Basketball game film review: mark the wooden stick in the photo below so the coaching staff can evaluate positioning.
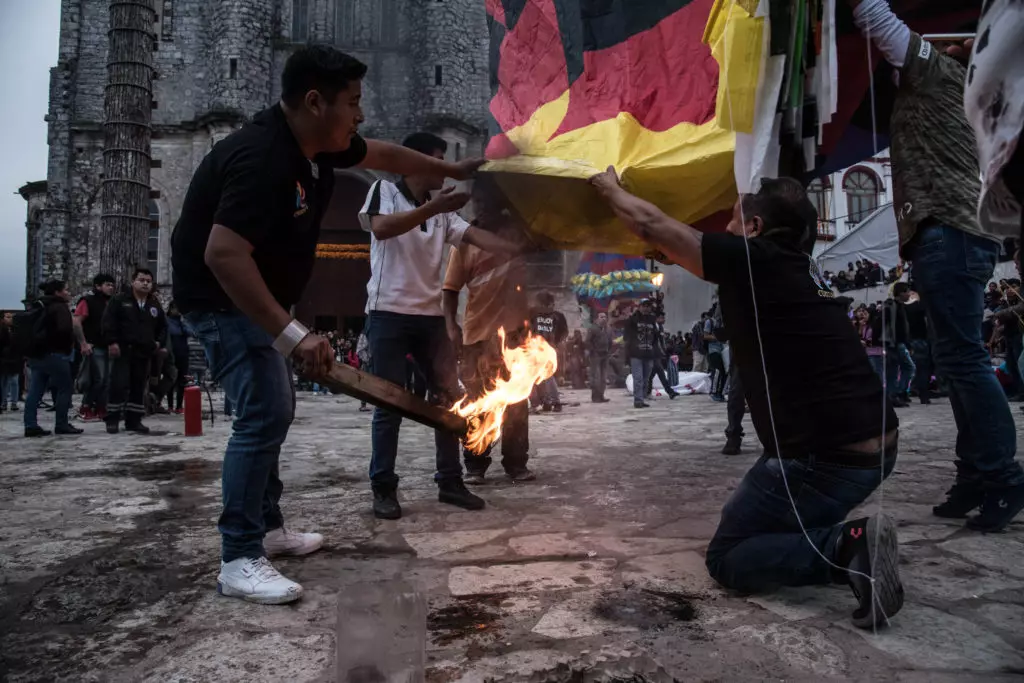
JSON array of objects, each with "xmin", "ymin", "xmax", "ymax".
[{"xmin": 317, "ymin": 363, "xmax": 469, "ymax": 435}]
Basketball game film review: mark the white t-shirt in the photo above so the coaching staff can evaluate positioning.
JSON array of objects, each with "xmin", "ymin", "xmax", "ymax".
[{"xmin": 359, "ymin": 179, "xmax": 470, "ymax": 316}]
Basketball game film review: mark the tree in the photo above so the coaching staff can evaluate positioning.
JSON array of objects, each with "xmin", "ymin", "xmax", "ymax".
[{"xmin": 99, "ymin": 0, "xmax": 156, "ymax": 284}]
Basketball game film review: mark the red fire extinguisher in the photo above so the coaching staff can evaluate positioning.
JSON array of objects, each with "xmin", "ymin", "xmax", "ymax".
[{"xmin": 184, "ymin": 385, "xmax": 203, "ymax": 437}]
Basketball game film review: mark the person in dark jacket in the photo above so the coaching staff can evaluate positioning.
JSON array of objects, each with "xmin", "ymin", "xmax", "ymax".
[
  {"xmin": 647, "ymin": 313, "xmax": 680, "ymax": 400},
  {"xmin": 0, "ymin": 311, "xmax": 23, "ymax": 411},
  {"xmin": 586, "ymin": 311, "xmax": 613, "ymax": 403},
  {"xmin": 166, "ymin": 302, "xmax": 191, "ymax": 413},
  {"xmin": 102, "ymin": 268, "xmax": 165, "ymax": 434},
  {"xmin": 73, "ymin": 273, "xmax": 115, "ymax": 421},
  {"xmin": 624, "ymin": 299, "xmax": 658, "ymax": 408},
  {"xmin": 23, "ymin": 281, "xmax": 83, "ymax": 437}
]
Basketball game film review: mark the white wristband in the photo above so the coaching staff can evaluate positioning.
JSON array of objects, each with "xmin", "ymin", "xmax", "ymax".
[{"xmin": 272, "ymin": 320, "xmax": 310, "ymax": 357}]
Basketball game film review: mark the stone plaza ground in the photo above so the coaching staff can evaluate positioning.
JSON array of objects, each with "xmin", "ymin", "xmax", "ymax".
[{"xmin": 1, "ymin": 387, "xmax": 1023, "ymax": 682}]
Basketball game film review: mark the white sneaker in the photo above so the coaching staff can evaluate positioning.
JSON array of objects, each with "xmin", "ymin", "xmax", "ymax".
[
  {"xmin": 217, "ymin": 556, "xmax": 303, "ymax": 604},
  {"xmin": 264, "ymin": 527, "xmax": 324, "ymax": 557}
]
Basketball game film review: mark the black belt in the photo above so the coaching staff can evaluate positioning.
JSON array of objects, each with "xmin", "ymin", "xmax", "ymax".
[{"xmin": 776, "ymin": 443, "xmax": 897, "ymax": 470}]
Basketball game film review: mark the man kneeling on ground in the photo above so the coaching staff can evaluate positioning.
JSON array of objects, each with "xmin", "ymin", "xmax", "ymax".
[{"xmin": 590, "ymin": 171, "xmax": 903, "ymax": 629}]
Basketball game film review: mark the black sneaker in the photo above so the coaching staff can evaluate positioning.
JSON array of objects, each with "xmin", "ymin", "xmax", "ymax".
[
  {"xmin": 106, "ymin": 421, "xmax": 119, "ymax": 435},
  {"xmin": 668, "ymin": 391, "xmax": 679, "ymax": 400},
  {"xmin": 721, "ymin": 436, "xmax": 742, "ymax": 456},
  {"xmin": 10, "ymin": 404, "xmax": 19, "ymax": 411},
  {"xmin": 634, "ymin": 402, "xmax": 650, "ymax": 409},
  {"xmin": 591, "ymin": 397, "xmax": 610, "ymax": 403},
  {"xmin": 505, "ymin": 467, "xmax": 536, "ymax": 482},
  {"xmin": 438, "ymin": 480, "xmax": 485, "ymax": 510},
  {"xmin": 966, "ymin": 484, "xmax": 1024, "ymax": 533},
  {"xmin": 125, "ymin": 423, "xmax": 151, "ymax": 434},
  {"xmin": 55, "ymin": 424, "xmax": 84, "ymax": 435},
  {"xmin": 372, "ymin": 487, "xmax": 402, "ymax": 520},
  {"xmin": 552, "ymin": 403, "xmax": 563, "ymax": 413},
  {"xmin": 837, "ymin": 515, "xmax": 904, "ymax": 629},
  {"xmin": 24, "ymin": 426, "xmax": 51, "ymax": 438},
  {"xmin": 542, "ymin": 404, "xmax": 553, "ymax": 413},
  {"xmin": 933, "ymin": 483, "xmax": 985, "ymax": 519}
]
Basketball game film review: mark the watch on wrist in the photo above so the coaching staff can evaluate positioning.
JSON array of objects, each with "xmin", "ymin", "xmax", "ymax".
[{"xmin": 272, "ymin": 320, "xmax": 310, "ymax": 357}]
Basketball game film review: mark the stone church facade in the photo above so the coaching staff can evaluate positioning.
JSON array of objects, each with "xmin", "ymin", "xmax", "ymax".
[{"xmin": 22, "ymin": 0, "xmax": 493, "ymax": 330}]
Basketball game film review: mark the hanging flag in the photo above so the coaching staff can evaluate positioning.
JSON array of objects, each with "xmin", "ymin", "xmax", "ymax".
[{"xmin": 479, "ymin": 0, "xmax": 767, "ymax": 255}]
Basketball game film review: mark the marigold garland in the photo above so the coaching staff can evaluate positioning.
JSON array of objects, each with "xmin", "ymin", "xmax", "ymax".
[{"xmin": 316, "ymin": 243, "xmax": 370, "ymax": 260}]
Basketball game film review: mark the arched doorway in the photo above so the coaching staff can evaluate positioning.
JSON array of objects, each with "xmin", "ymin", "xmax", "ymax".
[{"xmin": 294, "ymin": 171, "xmax": 374, "ymax": 335}]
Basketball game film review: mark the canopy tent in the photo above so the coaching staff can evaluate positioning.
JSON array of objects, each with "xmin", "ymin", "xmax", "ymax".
[{"xmin": 814, "ymin": 203, "xmax": 899, "ymax": 273}]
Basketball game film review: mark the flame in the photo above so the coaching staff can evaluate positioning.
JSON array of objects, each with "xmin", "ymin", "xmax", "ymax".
[{"xmin": 451, "ymin": 327, "xmax": 558, "ymax": 454}]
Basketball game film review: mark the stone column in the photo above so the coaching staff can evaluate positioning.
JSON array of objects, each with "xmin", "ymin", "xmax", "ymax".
[{"xmin": 99, "ymin": 0, "xmax": 156, "ymax": 284}]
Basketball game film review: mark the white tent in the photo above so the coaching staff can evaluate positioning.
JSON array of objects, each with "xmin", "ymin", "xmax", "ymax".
[{"xmin": 814, "ymin": 203, "xmax": 899, "ymax": 273}]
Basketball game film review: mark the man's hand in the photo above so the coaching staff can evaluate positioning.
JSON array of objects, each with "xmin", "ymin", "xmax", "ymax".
[
  {"xmin": 447, "ymin": 322, "xmax": 463, "ymax": 357},
  {"xmin": 589, "ymin": 166, "xmax": 623, "ymax": 197},
  {"xmin": 108, "ymin": 343, "xmax": 121, "ymax": 359},
  {"xmin": 292, "ymin": 333, "xmax": 334, "ymax": 380},
  {"xmin": 944, "ymin": 38, "xmax": 974, "ymax": 61},
  {"xmin": 447, "ymin": 158, "xmax": 486, "ymax": 180},
  {"xmin": 80, "ymin": 342, "xmax": 93, "ymax": 356},
  {"xmin": 427, "ymin": 186, "xmax": 471, "ymax": 214}
]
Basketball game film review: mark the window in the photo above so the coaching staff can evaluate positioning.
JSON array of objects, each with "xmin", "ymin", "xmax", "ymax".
[
  {"xmin": 808, "ymin": 177, "xmax": 832, "ymax": 238},
  {"xmin": 455, "ymin": 142, "xmax": 462, "ymax": 161},
  {"xmin": 435, "ymin": 65, "xmax": 443, "ymax": 86},
  {"xmin": 292, "ymin": 0, "xmax": 310, "ymax": 42},
  {"xmin": 843, "ymin": 169, "xmax": 880, "ymax": 225},
  {"xmin": 229, "ymin": 58, "xmax": 238, "ymax": 79},
  {"xmin": 380, "ymin": 0, "xmax": 399, "ymax": 45},
  {"xmin": 147, "ymin": 200, "xmax": 160, "ymax": 275},
  {"xmin": 335, "ymin": 0, "xmax": 354, "ymax": 44},
  {"xmin": 160, "ymin": 0, "xmax": 174, "ymax": 41}
]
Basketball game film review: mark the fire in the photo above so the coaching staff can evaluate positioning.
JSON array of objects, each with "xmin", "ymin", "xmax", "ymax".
[{"xmin": 452, "ymin": 327, "xmax": 558, "ymax": 454}]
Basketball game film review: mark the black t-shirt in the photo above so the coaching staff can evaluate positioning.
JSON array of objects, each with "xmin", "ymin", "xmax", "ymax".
[
  {"xmin": 530, "ymin": 309, "xmax": 568, "ymax": 346},
  {"xmin": 701, "ymin": 233, "xmax": 898, "ymax": 455},
  {"xmin": 171, "ymin": 104, "xmax": 368, "ymax": 313},
  {"xmin": 625, "ymin": 312, "xmax": 657, "ymax": 359}
]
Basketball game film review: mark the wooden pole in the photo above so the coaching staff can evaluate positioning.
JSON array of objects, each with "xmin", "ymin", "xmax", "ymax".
[
  {"xmin": 100, "ymin": 0, "xmax": 156, "ymax": 285},
  {"xmin": 317, "ymin": 363, "xmax": 469, "ymax": 435}
]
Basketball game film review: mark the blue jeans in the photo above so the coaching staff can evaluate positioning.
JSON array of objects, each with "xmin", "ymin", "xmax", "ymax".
[
  {"xmin": 706, "ymin": 449, "xmax": 897, "ymax": 591},
  {"xmin": 908, "ymin": 339, "xmax": 934, "ymax": 400},
  {"xmin": 185, "ymin": 311, "xmax": 294, "ymax": 562},
  {"xmin": 24, "ymin": 354, "xmax": 73, "ymax": 429},
  {"xmin": 907, "ymin": 224, "xmax": 1024, "ymax": 488},
  {"xmin": 880, "ymin": 344, "xmax": 915, "ymax": 398},
  {"xmin": 630, "ymin": 357, "xmax": 653, "ymax": 404},
  {"xmin": 2, "ymin": 373, "xmax": 19, "ymax": 406},
  {"xmin": 79, "ymin": 348, "xmax": 109, "ymax": 411},
  {"xmin": 366, "ymin": 311, "xmax": 462, "ymax": 488}
]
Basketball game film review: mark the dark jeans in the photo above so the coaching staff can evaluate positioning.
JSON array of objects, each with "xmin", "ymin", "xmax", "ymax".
[
  {"xmin": 1006, "ymin": 334, "xmax": 1024, "ymax": 396},
  {"xmin": 367, "ymin": 311, "xmax": 462, "ymax": 488},
  {"xmin": 24, "ymin": 354, "xmax": 72, "ymax": 429},
  {"xmin": 908, "ymin": 339, "xmax": 933, "ymax": 401},
  {"xmin": 706, "ymin": 447, "xmax": 897, "ymax": 592},
  {"xmin": 107, "ymin": 351, "xmax": 151, "ymax": 426},
  {"xmin": 590, "ymin": 355, "xmax": 609, "ymax": 401},
  {"xmin": 173, "ymin": 351, "xmax": 189, "ymax": 410},
  {"xmin": 186, "ymin": 311, "xmax": 293, "ymax": 563},
  {"xmin": 460, "ymin": 336, "xmax": 529, "ymax": 475},
  {"xmin": 647, "ymin": 357, "xmax": 677, "ymax": 396},
  {"xmin": 78, "ymin": 348, "xmax": 109, "ymax": 411},
  {"xmin": 2, "ymin": 373, "xmax": 21, "ymax": 406},
  {"xmin": 708, "ymin": 351, "xmax": 726, "ymax": 396},
  {"xmin": 726, "ymin": 360, "xmax": 745, "ymax": 439},
  {"xmin": 907, "ymin": 224, "xmax": 1024, "ymax": 488}
]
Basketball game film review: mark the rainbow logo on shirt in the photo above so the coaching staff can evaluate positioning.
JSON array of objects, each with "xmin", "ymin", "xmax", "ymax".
[{"xmin": 294, "ymin": 181, "xmax": 308, "ymax": 217}]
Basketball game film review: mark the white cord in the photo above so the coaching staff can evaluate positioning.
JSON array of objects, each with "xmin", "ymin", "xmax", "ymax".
[{"xmin": 719, "ymin": 0, "xmax": 893, "ymax": 630}]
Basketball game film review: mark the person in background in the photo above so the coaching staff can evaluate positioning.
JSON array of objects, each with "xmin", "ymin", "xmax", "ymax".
[
  {"xmin": 884, "ymin": 283, "xmax": 915, "ymax": 408},
  {"xmin": 690, "ymin": 313, "xmax": 708, "ymax": 373},
  {"xmin": 903, "ymin": 285, "xmax": 933, "ymax": 404},
  {"xmin": 166, "ymin": 302, "xmax": 191, "ymax": 414},
  {"xmin": 624, "ymin": 298, "xmax": 658, "ymax": 409},
  {"xmin": 73, "ymin": 273, "xmax": 115, "ymax": 421},
  {"xmin": 647, "ymin": 312, "xmax": 680, "ymax": 400},
  {"xmin": 529, "ymin": 291, "xmax": 568, "ymax": 412},
  {"xmin": 848, "ymin": 0, "xmax": 1024, "ymax": 532},
  {"xmin": 0, "ymin": 312, "xmax": 22, "ymax": 412},
  {"xmin": 102, "ymin": 268, "xmax": 164, "ymax": 435},
  {"xmin": 705, "ymin": 304, "xmax": 727, "ymax": 402},
  {"xmin": 587, "ymin": 311, "xmax": 613, "ymax": 403},
  {"xmin": 23, "ymin": 281, "xmax": 83, "ymax": 437}
]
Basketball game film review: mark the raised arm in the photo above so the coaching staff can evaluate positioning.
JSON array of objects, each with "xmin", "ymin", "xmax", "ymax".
[
  {"xmin": 367, "ymin": 186, "xmax": 470, "ymax": 241},
  {"xmin": 589, "ymin": 167, "xmax": 704, "ymax": 279},
  {"xmin": 846, "ymin": 0, "xmax": 911, "ymax": 69},
  {"xmin": 360, "ymin": 140, "xmax": 484, "ymax": 180}
]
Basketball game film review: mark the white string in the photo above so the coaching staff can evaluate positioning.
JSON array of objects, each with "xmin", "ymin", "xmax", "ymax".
[{"xmin": 719, "ymin": 0, "xmax": 894, "ymax": 630}]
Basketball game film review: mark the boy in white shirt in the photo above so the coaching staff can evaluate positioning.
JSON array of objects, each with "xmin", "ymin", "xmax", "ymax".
[{"xmin": 359, "ymin": 132, "xmax": 519, "ymax": 520}]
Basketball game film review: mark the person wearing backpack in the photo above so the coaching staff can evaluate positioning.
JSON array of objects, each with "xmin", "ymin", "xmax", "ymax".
[
  {"xmin": 0, "ymin": 311, "xmax": 23, "ymax": 412},
  {"xmin": 22, "ymin": 281, "xmax": 83, "ymax": 437}
]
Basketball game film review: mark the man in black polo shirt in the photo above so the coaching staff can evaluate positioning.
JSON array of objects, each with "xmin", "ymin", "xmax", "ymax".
[
  {"xmin": 171, "ymin": 46, "xmax": 482, "ymax": 605},
  {"xmin": 590, "ymin": 171, "xmax": 903, "ymax": 629}
]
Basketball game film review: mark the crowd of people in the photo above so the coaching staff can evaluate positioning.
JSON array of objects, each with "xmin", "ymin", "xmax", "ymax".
[
  {"xmin": 821, "ymin": 259, "xmax": 907, "ymax": 293},
  {"xmin": 0, "ymin": 269, "xmax": 194, "ymax": 435}
]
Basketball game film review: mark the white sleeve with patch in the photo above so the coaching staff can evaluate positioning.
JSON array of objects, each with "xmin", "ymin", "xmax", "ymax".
[
  {"xmin": 444, "ymin": 211, "xmax": 471, "ymax": 247},
  {"xmin": 853, "ymin": 0, "xmax": 911, "ymax": 69},
  {"xmin": 358, "ymin": 179, "xmax": 398, "ymax": 232}
]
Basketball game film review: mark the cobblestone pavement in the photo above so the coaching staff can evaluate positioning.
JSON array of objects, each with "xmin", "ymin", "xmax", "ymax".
[{"xmin": 1, "ymin": 388, "xmax": 1023, "ymax": 682}]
